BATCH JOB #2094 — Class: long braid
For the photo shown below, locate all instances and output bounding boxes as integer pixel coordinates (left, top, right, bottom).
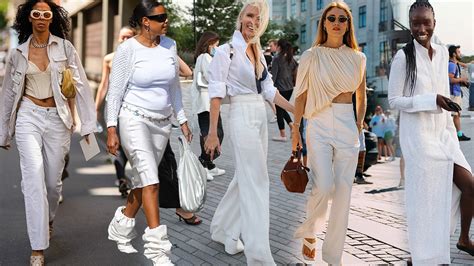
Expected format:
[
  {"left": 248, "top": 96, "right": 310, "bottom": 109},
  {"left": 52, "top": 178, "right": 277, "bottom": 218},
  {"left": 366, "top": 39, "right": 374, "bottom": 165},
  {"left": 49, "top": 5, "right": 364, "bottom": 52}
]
[{"left": 402, "top": 0, "right": 435, "bottom": 96}]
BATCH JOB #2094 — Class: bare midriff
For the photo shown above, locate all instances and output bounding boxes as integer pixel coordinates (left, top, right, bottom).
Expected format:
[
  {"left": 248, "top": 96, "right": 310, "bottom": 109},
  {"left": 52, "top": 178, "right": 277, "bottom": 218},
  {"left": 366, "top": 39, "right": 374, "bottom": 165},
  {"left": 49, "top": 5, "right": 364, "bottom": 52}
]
[
  {"left": 332, "top": 91, "right": 353, "bottom": 104},
  {"left": 25, "top": 95, "right": 56, "bottom": 107}
]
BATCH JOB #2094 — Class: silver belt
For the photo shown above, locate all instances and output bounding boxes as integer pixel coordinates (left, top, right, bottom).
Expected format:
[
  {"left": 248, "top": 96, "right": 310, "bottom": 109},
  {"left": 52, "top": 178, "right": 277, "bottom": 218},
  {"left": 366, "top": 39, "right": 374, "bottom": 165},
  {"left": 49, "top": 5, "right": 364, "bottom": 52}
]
[{"left": 121, "top": 104, "right": 172, "bottom": 123}]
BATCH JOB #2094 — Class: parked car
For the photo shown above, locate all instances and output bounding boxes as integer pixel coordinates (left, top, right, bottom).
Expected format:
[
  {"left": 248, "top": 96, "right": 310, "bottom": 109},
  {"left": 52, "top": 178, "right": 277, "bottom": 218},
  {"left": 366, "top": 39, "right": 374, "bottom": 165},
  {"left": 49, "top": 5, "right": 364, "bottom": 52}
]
[{"left": 363, "top": 129, "right": 378, "bottom": 171}]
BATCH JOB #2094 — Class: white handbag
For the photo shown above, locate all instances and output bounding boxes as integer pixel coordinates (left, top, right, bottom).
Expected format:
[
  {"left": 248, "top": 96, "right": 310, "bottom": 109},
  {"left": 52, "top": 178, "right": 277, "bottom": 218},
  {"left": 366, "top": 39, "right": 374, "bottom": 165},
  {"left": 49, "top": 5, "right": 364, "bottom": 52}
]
[
  {"left": 177, "top": 136, "right": 207, "bottom": 212},
  {"left": 197, "top": 72, "right": 208, "bottom": 88}
]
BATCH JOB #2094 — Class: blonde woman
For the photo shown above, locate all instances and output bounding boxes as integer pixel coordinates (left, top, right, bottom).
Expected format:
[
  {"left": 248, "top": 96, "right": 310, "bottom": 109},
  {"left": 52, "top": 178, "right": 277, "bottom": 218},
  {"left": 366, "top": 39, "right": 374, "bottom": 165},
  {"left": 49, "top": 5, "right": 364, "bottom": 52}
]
[
  {"left": 291, "top": 1, "right": 366, "bottom": 263},
  {"left": 204, "top": 0, "right": 294, "bottom": 264}
]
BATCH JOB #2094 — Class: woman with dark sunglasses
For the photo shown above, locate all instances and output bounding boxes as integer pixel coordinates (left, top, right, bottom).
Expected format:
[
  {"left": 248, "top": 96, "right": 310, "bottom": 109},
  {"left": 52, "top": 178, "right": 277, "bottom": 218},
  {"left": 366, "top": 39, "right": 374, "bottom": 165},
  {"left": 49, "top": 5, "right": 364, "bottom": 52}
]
[
  {"left": 388, "top": 0, "right": 473, "bottom": 263},
  {"left": 0, "top": 1, "right": 96, "bottom": 265},
  {"left": 106, "top": 1, "right": 192, "bottom": 264},
  {"left": 291, "top": 1, "right": 366, "bottom": 263}
]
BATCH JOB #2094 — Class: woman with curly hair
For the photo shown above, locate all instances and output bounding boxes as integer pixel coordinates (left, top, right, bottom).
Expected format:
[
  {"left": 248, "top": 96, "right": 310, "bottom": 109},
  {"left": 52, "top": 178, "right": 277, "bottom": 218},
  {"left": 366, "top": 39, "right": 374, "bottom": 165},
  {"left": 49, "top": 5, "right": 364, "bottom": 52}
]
[{"left": 0, "top": 0, "right": 96, "bottom": 265}]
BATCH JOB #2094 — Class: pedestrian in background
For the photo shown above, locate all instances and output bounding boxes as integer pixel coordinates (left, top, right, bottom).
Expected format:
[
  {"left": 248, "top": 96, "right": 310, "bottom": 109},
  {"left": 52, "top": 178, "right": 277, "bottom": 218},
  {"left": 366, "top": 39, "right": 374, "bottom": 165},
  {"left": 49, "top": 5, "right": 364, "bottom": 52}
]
[
  {"left": 369, "top": 105, "right": 386, "bottom": 160},
  {"left": 448, "top": 45, "right": 470, "bottom": 141},
  {"left": 383, "top": 109, "right": 396, "bottom": 161},
  {"left": 271, "top": 38, "right": 297, "bottom": 142},
  {"left": 106, "top": 1, "right": 192, "bottom": 264},
  {"left": 266, "top": 38, "right": 278, "bottom": 123},
  {"left": 0, "top": 1, "right": 97, "bottom": 265},
  {"left": 291, "top": 1, "right": 367, "bottom": 263},
  {"left": 191, "top": 31, "right": 226, "bottom": 181},
  {"left": 204, "top": 0, "right": 294, "bottom": 264},
  {"left": 388, "top": 1, "right": 474, "bottom": 263},
  {"left": 95, "top": 26, "right": 135, "bottom": 197}
]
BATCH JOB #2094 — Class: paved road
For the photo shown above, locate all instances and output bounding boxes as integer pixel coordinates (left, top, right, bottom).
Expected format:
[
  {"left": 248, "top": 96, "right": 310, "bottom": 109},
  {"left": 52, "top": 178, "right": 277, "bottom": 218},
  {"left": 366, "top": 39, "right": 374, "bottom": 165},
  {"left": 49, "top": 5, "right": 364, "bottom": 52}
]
[{"left": 0, "top": 81, "right": 473, "bottom": 265}]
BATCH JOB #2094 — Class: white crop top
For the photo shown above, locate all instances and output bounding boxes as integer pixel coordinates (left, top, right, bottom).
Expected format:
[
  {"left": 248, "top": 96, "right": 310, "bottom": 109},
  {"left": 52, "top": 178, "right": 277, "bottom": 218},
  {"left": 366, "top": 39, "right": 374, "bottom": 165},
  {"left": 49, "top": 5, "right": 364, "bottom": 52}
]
[{"left": 25, "top": 61, "right": 53, "bottom": 99}]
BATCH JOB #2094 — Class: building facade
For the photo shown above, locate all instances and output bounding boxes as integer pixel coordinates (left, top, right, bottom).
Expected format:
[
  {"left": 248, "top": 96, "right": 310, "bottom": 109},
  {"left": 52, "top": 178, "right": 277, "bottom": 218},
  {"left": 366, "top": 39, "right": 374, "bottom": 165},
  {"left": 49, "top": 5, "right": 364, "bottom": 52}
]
[{"left": 270, "top": 0, "right": 411, "bottom": 95}]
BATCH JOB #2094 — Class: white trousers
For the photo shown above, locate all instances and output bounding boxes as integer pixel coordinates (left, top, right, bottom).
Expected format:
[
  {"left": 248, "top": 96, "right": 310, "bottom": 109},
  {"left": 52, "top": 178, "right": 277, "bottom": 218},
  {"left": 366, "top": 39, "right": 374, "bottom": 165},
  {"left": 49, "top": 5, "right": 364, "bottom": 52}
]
[
  {"left": 15, "top": 98, "right": 70, "bottom": 250},
  {"left": 119, "top": 103, "right": 172, "bottom": 189},
  {"left": 294, "top": 103, "right": 359, "bottom": 264},
  {"left": 210, "top": 94, "right": 275, "bottom": 265}
]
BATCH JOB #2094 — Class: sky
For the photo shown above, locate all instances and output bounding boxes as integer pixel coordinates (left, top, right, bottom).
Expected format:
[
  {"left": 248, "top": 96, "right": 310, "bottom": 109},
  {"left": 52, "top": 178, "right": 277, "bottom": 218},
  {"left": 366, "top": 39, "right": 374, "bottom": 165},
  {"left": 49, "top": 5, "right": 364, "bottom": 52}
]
[{"left": 176, "top": 0, "right": 473, "bottom": 55}]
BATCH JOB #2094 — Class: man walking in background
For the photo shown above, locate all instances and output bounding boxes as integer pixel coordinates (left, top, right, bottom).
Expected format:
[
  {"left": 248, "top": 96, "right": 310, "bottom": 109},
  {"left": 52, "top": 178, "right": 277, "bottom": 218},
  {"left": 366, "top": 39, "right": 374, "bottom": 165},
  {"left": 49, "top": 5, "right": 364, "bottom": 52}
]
[{"left": 448, "top": 45, "right": 470, "bottom": 141}]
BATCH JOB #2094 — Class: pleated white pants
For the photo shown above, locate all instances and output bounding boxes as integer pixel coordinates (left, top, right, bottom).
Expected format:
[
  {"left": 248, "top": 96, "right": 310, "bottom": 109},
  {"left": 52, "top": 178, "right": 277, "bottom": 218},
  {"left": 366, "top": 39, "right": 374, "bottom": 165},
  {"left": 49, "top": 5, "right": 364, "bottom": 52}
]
[
  {"left": 210, "top": 94, "right": 275, "bottom": 265},
  {"left": 294, "top": 103, "right": 359, "bottom": 264}
]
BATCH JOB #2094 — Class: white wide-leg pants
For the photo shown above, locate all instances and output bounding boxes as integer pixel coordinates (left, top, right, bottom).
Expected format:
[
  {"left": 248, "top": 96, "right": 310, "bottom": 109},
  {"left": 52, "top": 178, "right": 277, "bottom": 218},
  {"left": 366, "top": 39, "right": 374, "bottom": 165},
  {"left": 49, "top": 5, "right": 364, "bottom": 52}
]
[
  {"left": 15, "top": 98, "right": 71, "bottom": 250},
  {"left": 118, "top": 103, "right": 172, "bottom": 189},
  {"left": 294, "top": 103, "right": 359, "bottom": 264},
  {"left": 210, "top": 94, "right": 275, "bottom": 265}
]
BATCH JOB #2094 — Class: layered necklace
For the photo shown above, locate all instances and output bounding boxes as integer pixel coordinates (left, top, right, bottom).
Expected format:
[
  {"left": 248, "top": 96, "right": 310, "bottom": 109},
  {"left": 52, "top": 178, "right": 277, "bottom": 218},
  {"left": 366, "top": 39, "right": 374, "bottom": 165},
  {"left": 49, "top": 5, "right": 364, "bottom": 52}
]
[{"left": 31, "top": 38, "right": 48, "bottom": 48}]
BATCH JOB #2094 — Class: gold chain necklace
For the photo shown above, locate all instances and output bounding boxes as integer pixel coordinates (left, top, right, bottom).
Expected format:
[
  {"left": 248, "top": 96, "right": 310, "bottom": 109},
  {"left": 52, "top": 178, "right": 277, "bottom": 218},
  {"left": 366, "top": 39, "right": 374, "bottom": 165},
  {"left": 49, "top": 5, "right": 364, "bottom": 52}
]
[{"left": 31, "top": 39, "right": 48, "bottom": 48}]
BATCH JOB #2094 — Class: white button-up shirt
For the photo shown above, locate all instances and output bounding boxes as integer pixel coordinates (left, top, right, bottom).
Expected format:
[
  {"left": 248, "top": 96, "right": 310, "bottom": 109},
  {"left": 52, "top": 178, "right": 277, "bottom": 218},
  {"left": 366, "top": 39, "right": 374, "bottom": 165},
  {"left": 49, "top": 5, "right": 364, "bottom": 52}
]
[{"left": 207, "top": 31, "right": 277, "bottom": 102}]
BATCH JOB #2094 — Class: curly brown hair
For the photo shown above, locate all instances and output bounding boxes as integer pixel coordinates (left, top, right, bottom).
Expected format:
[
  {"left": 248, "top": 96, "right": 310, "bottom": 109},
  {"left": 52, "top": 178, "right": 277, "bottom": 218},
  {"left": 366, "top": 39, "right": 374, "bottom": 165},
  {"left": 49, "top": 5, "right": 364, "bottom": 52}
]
[{"left": 12, "top": 0, "right": 70, "bottom": 44}]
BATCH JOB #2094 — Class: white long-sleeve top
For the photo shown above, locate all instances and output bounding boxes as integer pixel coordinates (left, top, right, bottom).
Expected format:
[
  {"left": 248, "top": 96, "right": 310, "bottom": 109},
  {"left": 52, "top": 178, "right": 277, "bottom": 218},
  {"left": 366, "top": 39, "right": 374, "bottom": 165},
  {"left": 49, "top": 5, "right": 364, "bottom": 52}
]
[
  {"left": 106, "top": 36, "right": 186, "bottom": 127},
  {"left": 191, "top": 53, "right": 212, "bottom": 114},
  {"left": 388, "top": 39, "right": 470, "bottom": 264},
  {"left": 207, "top": 31, "right": 277, "bottom": 102}
]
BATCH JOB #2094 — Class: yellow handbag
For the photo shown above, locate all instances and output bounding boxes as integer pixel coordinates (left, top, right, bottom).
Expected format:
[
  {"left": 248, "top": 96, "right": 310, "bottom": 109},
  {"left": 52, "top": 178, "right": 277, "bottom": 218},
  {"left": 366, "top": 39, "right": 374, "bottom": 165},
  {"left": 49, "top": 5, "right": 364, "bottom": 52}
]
[{"left": 61, "top": 39, "right": 76, "bottom": 99}]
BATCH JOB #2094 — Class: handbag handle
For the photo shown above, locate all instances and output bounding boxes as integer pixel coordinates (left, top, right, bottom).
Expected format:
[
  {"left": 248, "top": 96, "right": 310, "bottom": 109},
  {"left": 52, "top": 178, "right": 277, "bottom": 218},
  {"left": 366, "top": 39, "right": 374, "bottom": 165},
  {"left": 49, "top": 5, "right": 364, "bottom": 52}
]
[{"left": 291, "top": 145, "right": 310, "bottom": 172}]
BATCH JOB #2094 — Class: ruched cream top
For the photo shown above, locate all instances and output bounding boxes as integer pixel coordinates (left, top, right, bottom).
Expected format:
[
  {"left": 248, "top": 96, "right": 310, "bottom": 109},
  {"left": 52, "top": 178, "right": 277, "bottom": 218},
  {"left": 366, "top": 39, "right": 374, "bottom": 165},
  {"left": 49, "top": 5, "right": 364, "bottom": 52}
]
[
  {"left": 294, "top": 45, "right": 366, "bottom": 118},
  {"left": 25, "top": 61, "right": 53, "bottom": 99}
]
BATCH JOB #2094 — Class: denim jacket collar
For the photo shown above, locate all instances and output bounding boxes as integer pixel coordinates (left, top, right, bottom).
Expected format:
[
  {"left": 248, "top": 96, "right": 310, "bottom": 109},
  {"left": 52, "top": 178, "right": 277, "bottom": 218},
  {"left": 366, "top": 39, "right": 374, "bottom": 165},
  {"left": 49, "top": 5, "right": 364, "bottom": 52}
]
[{"left": 17, "top": 34, "right": 62, "bottom": 61}]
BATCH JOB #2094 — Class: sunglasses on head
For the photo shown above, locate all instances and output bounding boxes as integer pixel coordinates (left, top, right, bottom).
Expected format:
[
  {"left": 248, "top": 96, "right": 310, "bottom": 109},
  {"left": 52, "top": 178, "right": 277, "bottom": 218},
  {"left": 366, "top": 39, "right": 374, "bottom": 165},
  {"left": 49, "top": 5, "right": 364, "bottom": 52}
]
[
  {"left": 326, "top": 15, "right": 349, "bottom": 23},
  {"left": 30, "top": 10, "right": 53, "bottom": 20},
  {"left": 147, "top": 13, "right": 167, "bottom": 23}
]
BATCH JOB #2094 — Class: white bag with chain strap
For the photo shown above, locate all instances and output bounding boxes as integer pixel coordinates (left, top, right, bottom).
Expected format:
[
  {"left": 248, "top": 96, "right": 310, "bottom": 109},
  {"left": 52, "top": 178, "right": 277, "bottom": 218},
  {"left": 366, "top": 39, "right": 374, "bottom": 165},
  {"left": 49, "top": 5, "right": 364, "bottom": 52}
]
[{"left": 177, "top": 136, "right": 207, "bottom": 212}]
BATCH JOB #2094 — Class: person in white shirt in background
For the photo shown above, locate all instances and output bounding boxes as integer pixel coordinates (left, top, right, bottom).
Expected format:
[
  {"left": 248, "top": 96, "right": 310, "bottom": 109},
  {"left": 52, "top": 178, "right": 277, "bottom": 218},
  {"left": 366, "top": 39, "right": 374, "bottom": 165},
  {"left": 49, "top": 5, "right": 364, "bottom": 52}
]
[
  {"left": 369, "top": 105, "right": 387, "bottom": 160},
  {"left": 105, "top": 1, "right": 192, "bottom": 264},
  {"left": 191, "top": 31, "right": 226, "bottom": 181},
  {"left": 204, "top": 1, "right": 294, "bottom": 264},
  {"left": 383, "top": 109, "right": 396, "bottom": 161},
  {"left": 388, "top": 0, "right": 474, "bottom": 263}
]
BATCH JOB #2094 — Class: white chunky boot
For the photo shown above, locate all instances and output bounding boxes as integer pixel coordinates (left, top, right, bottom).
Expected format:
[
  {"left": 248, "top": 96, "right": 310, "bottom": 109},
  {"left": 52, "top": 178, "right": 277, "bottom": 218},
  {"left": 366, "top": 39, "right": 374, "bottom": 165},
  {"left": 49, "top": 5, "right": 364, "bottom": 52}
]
[
  {"left": 108, "top": 206, "right": 138, "bottom": 253},
  {"left": 143, "top": 226, "right": 173, "bottom": 265}
]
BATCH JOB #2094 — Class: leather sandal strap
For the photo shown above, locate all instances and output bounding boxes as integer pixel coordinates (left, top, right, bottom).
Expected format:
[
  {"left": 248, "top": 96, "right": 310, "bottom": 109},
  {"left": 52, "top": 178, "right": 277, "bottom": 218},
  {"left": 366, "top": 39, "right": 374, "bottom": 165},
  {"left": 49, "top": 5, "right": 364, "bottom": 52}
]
[{"left": 303, "top": 238, "right": 317, "bottom": 250}]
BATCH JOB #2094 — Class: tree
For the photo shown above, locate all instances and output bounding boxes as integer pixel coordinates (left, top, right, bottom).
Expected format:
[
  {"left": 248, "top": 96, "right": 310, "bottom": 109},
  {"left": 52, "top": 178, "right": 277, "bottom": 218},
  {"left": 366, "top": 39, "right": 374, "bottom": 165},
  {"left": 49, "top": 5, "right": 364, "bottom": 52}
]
[
  {"left": 261, "top": 19, "right": 299, "bottom": 50},
  {"left": 165, "top": 2, "right": 194, "bottom": 53},
  {"left": 0, "top": 0, "right": 8, "bottom": 29},
  {"left": 190, "top": 0, "right": 243, "bottom": 44}
]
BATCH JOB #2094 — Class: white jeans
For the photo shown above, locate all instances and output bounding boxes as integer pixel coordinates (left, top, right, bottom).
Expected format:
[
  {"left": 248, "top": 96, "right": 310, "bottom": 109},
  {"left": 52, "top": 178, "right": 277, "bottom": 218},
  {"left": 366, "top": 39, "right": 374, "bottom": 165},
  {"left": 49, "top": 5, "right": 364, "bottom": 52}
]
[
  {"left": 119, "top": 103, "right": 172, "bottom": 189},
  {"left": 210, "top": 94, "right": 275, "bottom": 265},
  {"left": 294, "top": 103, "right": 359, "bottom": 264},
  {"left": 15, "top": 98, "right": 70, "bottom": 250}
]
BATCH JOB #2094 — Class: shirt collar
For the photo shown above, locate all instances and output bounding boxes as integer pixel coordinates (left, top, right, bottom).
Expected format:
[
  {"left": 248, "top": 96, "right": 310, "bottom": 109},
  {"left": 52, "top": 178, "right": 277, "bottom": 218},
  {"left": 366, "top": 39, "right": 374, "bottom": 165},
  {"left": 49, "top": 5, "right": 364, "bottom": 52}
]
[
  {"left": 17, "top": 33, "right": 60, "bottom": 56},
  {"left": 413, "top": 38, "right": 438, "bottom": 58},
  {"left": 231, "top": 30, "right": 249, "bottom": 50}
]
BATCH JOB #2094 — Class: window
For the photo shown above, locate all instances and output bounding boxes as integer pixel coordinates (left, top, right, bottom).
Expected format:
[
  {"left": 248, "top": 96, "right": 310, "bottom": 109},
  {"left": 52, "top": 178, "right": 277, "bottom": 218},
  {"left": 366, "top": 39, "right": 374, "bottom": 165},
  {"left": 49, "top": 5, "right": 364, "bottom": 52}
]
[
  {"left": 359, "top": 43, "right": 367, "bottom": 54},
  {"left": 317, "top": 0, "right": 323, "bottom": 10},
  {"left": 301, "top": 0, "right": 307, "bottom": 12},
  {"left": 380, "top": 0, "right": 388, "bottom": 22},
  {"left": 359, "top": 6, "right": 366, "bottom": 28},
  {"left": 301, "top": 24, "right": 307, "bottom": 44},
  {"left": 379, "top": 41, "right": 390, "bottom": 64},
  {"left": 291, "top": 0, "right": 296, "bottom": 16}
]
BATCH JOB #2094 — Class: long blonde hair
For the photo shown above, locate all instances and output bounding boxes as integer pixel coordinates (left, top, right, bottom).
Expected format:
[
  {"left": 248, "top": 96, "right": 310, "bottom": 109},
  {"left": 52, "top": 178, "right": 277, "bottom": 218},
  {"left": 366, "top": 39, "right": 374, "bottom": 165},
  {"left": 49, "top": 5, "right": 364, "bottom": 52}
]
[
  {"left": 312, "top": 1, "right": 359, "bottom": 50},
  {"left": 235, "top": 0, "right": 269, "bottom": 79}
]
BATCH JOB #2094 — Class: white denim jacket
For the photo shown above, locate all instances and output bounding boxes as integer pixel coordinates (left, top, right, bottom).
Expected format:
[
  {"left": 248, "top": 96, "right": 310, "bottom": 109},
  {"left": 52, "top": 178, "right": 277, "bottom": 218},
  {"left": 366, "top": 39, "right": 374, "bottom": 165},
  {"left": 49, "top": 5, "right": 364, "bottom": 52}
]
[{"left": 0, "top": 34, "right": 97, "bottom": 146}]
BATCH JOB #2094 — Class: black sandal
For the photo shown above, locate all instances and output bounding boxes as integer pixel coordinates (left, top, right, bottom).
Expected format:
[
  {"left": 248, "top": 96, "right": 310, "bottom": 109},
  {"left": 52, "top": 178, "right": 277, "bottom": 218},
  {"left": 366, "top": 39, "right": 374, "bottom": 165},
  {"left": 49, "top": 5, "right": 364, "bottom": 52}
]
[
  {"left": 176, "top": 212, "right": 202, "bottom": 225},
  {"left": 457, "top": 243, "right": 474, "bottom": 256}
]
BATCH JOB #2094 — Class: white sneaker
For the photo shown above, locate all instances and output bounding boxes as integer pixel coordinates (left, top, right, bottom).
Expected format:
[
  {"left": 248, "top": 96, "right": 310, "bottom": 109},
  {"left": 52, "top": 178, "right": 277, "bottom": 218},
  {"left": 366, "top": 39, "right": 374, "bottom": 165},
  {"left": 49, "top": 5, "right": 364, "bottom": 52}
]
[
  {"left": 272, "top": 136, "right": 288, "bottom": 142},
  {"left": 59, "top": 194, "right": 64, "bottom": 204},
  {"left": 205, "top": 169, "right": 214, "bottom": 181},
  {"left": 269, "top": 116, "right": 277, "bottom": 123},
  {"left": 208, "top": 167, "right": 226, "bottom": 176}
]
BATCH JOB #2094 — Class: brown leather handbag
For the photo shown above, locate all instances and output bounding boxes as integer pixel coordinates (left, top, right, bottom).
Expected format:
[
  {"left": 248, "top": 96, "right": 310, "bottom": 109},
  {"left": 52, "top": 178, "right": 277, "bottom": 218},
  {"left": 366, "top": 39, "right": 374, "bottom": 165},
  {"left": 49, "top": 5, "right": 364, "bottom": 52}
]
[{"left": 281, "top": 146, "right": 309, "bottom": 193}]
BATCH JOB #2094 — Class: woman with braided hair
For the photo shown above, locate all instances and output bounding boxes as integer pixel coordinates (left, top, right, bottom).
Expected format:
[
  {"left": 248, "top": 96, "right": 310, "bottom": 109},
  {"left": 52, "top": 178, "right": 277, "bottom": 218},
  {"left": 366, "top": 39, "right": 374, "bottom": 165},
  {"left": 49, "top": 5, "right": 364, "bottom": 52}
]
[{"left": 388, "top": 0, "right": 474, "bottom": 263}]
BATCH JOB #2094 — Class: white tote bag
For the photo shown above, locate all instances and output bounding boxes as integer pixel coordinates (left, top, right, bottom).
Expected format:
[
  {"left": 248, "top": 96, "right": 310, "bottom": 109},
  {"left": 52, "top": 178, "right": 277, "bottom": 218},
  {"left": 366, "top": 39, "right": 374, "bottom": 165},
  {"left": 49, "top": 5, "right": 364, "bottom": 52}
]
[{"left": 177, "top": 136, "right": 207, "bottom": 212}]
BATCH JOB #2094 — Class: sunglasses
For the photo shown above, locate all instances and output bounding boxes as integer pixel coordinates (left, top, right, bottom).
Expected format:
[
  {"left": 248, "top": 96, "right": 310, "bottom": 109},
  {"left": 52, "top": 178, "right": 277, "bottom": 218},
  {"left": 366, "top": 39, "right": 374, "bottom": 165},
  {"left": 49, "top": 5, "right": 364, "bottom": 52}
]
[
  {"left": 147, "top": 13, "right": 167, "bottom": 23},
  {"left": 30, "top": 10, "right": 53, "bottom": 20},
  {"left": 326, "top": 15, "right": 349, "bottom": 23}
]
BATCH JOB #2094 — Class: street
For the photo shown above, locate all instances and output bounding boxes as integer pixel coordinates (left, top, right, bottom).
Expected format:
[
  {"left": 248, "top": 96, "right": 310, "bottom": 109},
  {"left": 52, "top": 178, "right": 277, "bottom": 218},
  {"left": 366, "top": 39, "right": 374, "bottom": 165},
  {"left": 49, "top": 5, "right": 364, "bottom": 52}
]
[{"left": 0, "top": 81, "right": 473, "bottom": 265}]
